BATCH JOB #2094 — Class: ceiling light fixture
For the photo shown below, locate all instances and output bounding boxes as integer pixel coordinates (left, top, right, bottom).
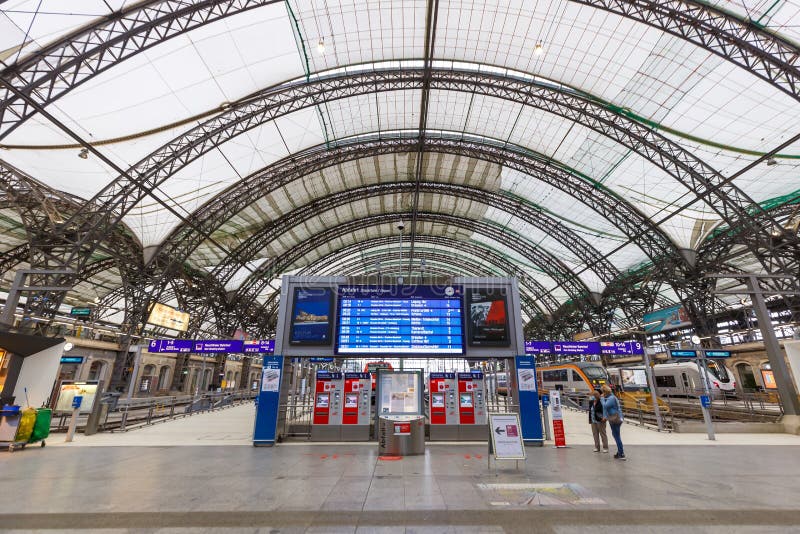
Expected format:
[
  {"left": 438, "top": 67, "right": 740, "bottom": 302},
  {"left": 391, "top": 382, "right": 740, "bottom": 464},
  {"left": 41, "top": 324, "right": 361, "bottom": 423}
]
[
  {"left": 78, "top": 147, "right": 89, "bottom": 159},
  {"left": 534, "top": 42, "right": 544, "bottom": 56},
  {"left": 317, "top": 38, "right": 325, "bottom": 55}
]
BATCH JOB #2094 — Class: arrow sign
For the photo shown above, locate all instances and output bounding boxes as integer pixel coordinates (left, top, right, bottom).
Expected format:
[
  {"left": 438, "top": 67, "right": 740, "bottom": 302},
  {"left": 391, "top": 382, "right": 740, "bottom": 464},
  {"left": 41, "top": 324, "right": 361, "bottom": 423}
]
[{"left": 495, "top": 426, "right": 505, "bottom": 435}]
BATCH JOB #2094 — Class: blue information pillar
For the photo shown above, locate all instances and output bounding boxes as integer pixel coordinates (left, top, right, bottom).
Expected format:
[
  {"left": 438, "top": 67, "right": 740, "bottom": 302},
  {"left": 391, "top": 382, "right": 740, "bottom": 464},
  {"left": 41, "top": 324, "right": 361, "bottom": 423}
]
[
  {"left": 253, "top": 355, "right": 284, "bottom": 446},
  {"left": 515, "top": 355, "right": 543, "bottom": 445}
]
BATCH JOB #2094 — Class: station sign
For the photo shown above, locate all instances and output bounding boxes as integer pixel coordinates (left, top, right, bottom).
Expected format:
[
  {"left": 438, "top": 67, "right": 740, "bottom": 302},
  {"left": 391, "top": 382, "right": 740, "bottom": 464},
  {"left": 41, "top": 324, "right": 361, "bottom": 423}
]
[
  {"left": 149, "top": 338, "right": 277, "bottom": 354},
  {"left": 60, "top": 356, "right": 84, "bottom": 364},
  {"left": 70, "top": 307, "right": 92, "bottom": 317},
  {"left": 524, "top": 341, "right": 552, "bottom": 354},
  {"left": 243, "top": 340, "right": 275, "bottom": 354},
  {"left": 705, "top": 350, "right": 731, "bottom": 358},
  {"left": 524, "top": 340, "right": 644, "bottom": 356},
  {"left": 668, "top": 349, "right": 730, "bottom": 359},
  {"left": 552, "top": 341, "right": 601, "bottom": 355}
]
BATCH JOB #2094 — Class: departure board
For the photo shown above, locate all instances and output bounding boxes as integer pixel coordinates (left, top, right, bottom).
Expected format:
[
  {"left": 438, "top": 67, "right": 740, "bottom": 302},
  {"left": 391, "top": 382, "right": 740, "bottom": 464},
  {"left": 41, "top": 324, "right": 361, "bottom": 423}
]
[{"left": 335, "top": 286, "right": 464, "bottom": 355}]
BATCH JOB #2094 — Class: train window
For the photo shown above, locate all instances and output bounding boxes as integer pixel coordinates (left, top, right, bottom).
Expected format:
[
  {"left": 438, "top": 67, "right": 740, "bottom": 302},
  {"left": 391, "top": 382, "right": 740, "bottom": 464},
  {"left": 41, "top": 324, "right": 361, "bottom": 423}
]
[
  {"left": 706, "top": 361, "right": 730, "bottom": 382},
  {"left": 542, "top": 369, "right": 568, "bottom": 382},
  {"left": 655, "top": 375, "right": 676, "bottom": 388},
  {"left": 582, "top": 366, "right": 606, "bottom": 379},
  {"left": 572, "top": 370, "right": 582, "bottom": 382}
]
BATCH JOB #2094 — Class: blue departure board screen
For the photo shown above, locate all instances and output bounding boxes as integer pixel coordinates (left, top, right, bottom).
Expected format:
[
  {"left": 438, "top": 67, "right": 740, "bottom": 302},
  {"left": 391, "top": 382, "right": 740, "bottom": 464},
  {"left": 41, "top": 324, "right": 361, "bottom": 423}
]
[{"left": 335, "top": 286, "right": 464, "bottom": 355}]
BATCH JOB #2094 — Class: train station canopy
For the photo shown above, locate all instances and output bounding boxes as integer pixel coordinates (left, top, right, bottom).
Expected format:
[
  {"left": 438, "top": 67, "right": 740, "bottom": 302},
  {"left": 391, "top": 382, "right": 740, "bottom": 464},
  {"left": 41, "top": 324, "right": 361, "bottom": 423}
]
[{"left": 1, "top": 1, "right": 799, "bottom": 335}]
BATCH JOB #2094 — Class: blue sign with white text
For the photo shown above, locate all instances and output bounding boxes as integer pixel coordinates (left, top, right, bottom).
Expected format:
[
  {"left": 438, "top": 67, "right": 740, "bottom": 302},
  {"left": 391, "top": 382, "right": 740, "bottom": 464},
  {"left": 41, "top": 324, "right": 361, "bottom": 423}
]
[{"left": 515, "top": 355, "right": 543, "bottom": 444}]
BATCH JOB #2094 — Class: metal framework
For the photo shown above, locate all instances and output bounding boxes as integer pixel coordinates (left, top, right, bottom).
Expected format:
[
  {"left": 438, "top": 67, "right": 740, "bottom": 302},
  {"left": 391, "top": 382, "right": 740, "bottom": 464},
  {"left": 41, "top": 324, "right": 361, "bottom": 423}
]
[
  {"left": 2, "top": 0, "right": 798, "bottom": 141},
  {"left": 0, "top": 1, "right": 797, "bottom": 342}
]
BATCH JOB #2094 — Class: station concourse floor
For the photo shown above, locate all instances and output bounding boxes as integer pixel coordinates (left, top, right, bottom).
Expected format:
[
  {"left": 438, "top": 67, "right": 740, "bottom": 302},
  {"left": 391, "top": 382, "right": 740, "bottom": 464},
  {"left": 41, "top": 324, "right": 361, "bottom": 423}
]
[{"left": 2, "top": 404, "right": 800, "bottom": 533}]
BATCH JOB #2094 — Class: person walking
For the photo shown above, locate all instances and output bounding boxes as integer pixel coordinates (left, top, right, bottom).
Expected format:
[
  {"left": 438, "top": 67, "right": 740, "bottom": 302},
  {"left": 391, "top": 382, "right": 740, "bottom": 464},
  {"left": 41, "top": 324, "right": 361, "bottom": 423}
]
[
  {"left": 601, "top": 385, "right": 626, "bottom": 460},
  {"left": 588, "top": 389, "right": 608, "bottom": 453}
]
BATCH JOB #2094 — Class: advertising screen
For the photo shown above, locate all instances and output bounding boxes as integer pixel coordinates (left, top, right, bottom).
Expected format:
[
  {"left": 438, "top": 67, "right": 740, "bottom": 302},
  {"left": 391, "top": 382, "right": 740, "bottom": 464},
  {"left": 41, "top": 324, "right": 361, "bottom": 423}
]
[
  {"left": 466, "top": 288, "right": 510, "bottom": 346},
  {"left": 336, "top": 286, "right": 464, "bottom": 355},
  {"left": 147, "top": 302, "right": 190, "bottom": 332},
  {"left": 290, "top": 287, "right": 334, "bottom": 345}
]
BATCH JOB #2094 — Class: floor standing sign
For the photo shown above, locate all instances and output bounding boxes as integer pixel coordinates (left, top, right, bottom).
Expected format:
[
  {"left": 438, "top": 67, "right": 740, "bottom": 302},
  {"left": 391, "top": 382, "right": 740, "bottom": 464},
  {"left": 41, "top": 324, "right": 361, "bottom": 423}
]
[
  {"left": 550, "top": 390, "right": 567, "bottom": 448},
  {"left": 253, "top": 355, "right": 284, "bottom": 446},
  {"left": 514, "top": 355, "right": 543, "bottom": 445},
  {"left": 488, "top": 413, "right": 526, "bottom": 460}
]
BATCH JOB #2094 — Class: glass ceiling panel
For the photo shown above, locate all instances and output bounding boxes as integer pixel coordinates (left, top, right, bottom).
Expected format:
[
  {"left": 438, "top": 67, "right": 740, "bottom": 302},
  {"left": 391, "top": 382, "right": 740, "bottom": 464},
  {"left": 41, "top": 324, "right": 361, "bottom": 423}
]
[
  {"left": 0, "top": 1, "right": 125, "bottom": 57},
  {"left": 704, "top": 1, "right": 800, "bottom": 45},
  {"left": 3, "top": 3, "right": 304, "bottom": 145},
  {"left": 124, "top": 109, "right": 327, "bottom": 247}
]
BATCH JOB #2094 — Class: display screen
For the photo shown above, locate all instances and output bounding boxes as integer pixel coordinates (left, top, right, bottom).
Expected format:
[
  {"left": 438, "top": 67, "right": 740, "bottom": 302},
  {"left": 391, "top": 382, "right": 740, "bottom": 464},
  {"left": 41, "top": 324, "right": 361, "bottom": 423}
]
[
  {"left": 459, "top": 393, "right": 473, "bottom": 407},
  {"left": 336, "top": 285, "right": 464, "bottom": 354},
  {"left": 466, "top": 288, "right": 510, "bottom": 346},
  {"left": 290, "top": 287, "right": 333, "bottom": 345}
]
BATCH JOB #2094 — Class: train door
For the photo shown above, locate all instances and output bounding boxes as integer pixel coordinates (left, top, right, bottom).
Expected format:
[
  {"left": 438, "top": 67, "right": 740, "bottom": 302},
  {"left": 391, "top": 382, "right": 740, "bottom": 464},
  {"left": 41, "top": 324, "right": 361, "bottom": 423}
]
[{"left": 681, "top": 372, "right": 690, "bottom": 394}]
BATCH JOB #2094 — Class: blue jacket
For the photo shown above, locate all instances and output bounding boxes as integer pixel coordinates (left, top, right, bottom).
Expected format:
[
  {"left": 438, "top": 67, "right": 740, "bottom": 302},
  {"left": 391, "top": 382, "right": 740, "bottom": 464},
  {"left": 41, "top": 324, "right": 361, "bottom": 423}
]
[{"left": 601, "top": 394, "right": 623, "bottom": 421}]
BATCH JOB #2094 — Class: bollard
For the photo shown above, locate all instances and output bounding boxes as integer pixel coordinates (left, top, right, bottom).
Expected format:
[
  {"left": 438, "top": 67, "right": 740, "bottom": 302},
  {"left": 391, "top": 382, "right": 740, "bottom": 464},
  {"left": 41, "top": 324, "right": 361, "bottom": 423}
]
[{"left": 65, "top": 395, "right": 83, "bottom": 443}]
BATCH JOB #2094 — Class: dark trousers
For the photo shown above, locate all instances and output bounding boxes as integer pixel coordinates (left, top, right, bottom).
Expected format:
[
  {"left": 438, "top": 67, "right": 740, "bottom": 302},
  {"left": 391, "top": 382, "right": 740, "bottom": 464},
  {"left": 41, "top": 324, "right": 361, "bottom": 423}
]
[{"left": 610, "top": 422, "right": 624, "bottom": 455}]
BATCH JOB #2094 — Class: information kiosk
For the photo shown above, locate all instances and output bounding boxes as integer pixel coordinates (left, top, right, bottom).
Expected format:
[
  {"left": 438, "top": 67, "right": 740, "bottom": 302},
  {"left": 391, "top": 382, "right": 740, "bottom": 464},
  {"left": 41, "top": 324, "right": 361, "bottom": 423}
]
[
  {"left": 259, "top": 276, "right": 543, "bottom": 447},
  {"left": 311, "top": 371, "right": 344, "bottom": 441}
]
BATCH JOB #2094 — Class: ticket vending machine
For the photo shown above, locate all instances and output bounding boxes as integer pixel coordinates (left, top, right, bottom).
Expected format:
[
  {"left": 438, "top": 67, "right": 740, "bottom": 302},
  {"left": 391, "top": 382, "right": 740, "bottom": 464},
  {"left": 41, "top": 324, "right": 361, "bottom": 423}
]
[
  {"left": 457, "top": 371, "right": 488, "bottom": 440},
  {"left": 428, "top": 372, "right": 459, "bottom": 440},
  {"left": 341, "top": 372, "right": 372, "bottom": 441},
  {"left": 311, "top": 371, "right": 344, "bottom": 441}
]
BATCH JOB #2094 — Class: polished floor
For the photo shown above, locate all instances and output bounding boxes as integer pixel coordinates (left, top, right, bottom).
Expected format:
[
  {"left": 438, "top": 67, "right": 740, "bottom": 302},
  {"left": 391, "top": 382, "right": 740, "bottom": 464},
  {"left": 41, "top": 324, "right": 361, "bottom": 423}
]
[{"left": 1, "top": 404, "right": 799, "bottom": 533}]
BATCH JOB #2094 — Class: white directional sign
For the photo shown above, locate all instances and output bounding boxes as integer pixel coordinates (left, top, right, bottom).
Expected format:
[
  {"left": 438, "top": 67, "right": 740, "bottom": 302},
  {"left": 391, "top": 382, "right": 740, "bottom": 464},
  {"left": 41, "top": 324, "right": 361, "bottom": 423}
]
[{"left": 488, "top": 413, "right": 526, "bottom": 460}]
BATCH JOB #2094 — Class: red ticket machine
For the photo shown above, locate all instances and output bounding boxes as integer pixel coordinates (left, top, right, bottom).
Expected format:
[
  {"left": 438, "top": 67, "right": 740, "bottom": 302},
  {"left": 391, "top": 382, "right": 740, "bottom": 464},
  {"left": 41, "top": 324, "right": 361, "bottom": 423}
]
[
  {"left": 341, "top": 372, "right": 371, "bottom": 440},
  {"left": 429, "top": 372, "right": 458, "bottom": 440},
  {"left": 457, "top": 371, "right": 487, "bottom": 439},
  {"left": 311, "top": 371, "right": 343, "bottom": 441}
]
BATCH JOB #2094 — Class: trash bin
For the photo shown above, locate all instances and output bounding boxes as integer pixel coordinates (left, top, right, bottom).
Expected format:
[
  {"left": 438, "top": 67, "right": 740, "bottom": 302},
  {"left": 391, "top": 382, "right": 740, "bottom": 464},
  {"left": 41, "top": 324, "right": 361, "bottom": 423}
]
[{"left": 378, "top": 415, "right": 425, "bottom": 456}]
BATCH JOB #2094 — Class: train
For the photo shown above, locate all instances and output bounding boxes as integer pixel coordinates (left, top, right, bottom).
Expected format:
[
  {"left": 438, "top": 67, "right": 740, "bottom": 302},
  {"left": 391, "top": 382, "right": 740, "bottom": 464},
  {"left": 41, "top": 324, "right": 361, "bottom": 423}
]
[
  {"left": 608, "top": 361, "right": 736, "bottom": 398},
  {"left": 537, "top": 360, "right": 736, "bottom": 399},
  {"left": 536, "top": 362, "right": 609, "bottom": 393}
]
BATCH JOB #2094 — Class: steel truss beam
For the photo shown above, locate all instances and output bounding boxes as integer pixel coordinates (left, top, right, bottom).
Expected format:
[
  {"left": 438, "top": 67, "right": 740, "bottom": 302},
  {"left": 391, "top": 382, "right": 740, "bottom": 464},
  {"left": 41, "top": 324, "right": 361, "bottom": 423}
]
[
  {"left": 299, "top": 234, "right": 555, "bottom": 314},
  {"left": 226, "top": 211, "right": 592, "bottom": 334},
  {"left": 137, "top": 131, "right": 672, "bottom": 330},
  {"left": 0, "top": 0, "right": 281, "bottom": 139},
  {"left": 6, "top": 67, "right": 785, "bottom": 333},
  {"left": 194, "top": 180, "right": 614, "bottom": 299},
  {"left": 314, "top": 250, "right": 543, "bottom": 322},
  {"left": 1, "top": 0, "right": 798, "bottom": 141}
]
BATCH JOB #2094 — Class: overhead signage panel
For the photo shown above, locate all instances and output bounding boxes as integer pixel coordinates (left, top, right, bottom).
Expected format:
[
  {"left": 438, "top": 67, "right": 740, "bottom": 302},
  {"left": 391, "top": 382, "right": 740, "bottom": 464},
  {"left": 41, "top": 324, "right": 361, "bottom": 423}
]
[
  {"left": 552, "top": 341, "right": 601, "bottom": 355},
  {"left": 524, "top": 340, "right": 552, "bottom": 354},
  {"left": 669, "top": 349, "right": 699, "bottom": 358},
  {"left": 336, "top": 285, "right": 464, "bottom": 355},
  {"left": 243, "top": 340, "right": 276, "bottom": 354}
]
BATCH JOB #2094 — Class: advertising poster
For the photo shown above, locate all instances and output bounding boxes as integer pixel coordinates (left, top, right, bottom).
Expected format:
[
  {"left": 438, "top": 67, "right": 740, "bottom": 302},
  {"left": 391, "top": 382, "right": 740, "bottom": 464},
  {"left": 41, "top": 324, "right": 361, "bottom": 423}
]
[
  {"left": 643, "top": 305, "right": 692, "bottom": 334},
  {"left": 147, "top": 302, "right": 190, "bottom": 332},
  {"left": 261, "top": 368, "right": 281, "bottom": 392},
  {"left": 290, "top": 287, "right": 333, "bottom": 345},
  {"left": 488, "top": 413, "right": 526, "bottom": 460},
  {"left": 517, "top": 368, "right": 537, "bottom": 392},
  {"left": 621, "top": 369, "right": 648, "bottom": 389},
  {"left": 550, "top": 390, "right": 567, "bottom": 448},
  {"left": 55, "top": 382, "right": 98, "bottom": 414},
  {"left": 378, "top": 372, "right": 420, "bottom": 414},
  {"left": 467, "top": 288, "right": 510, "bottom": 346}
]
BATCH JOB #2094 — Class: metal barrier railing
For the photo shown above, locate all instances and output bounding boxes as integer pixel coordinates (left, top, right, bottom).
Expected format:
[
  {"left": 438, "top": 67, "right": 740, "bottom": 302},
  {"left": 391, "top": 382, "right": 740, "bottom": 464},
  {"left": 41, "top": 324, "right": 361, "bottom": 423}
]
[{"left": 50, "top": 390, "right": 257, "bottom": 433}]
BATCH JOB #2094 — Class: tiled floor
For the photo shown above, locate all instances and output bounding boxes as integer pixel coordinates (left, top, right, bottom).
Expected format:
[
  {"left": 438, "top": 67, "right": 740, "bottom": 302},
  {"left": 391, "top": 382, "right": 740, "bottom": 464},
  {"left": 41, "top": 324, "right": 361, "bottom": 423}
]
[{"left": 2, "top": 404, "right": 799, "bottom": 532}]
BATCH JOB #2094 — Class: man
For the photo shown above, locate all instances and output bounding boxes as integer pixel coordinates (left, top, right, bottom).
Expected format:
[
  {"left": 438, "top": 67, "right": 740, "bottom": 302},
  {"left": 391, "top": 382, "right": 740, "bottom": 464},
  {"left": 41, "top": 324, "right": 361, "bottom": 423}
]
[{"left": 588, "top": 389, "right": 608, "bottom": 453}]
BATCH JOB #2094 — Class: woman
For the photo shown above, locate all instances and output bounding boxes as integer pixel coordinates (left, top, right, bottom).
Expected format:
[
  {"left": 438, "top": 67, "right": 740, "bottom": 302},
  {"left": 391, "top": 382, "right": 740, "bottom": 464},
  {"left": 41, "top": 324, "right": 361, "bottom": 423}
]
[
  {"left": 601, "top": 385, "right": 626, "bottom": 460},
  {"left": 588, "top": 389, "right": 608, "bottom": 453}
]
